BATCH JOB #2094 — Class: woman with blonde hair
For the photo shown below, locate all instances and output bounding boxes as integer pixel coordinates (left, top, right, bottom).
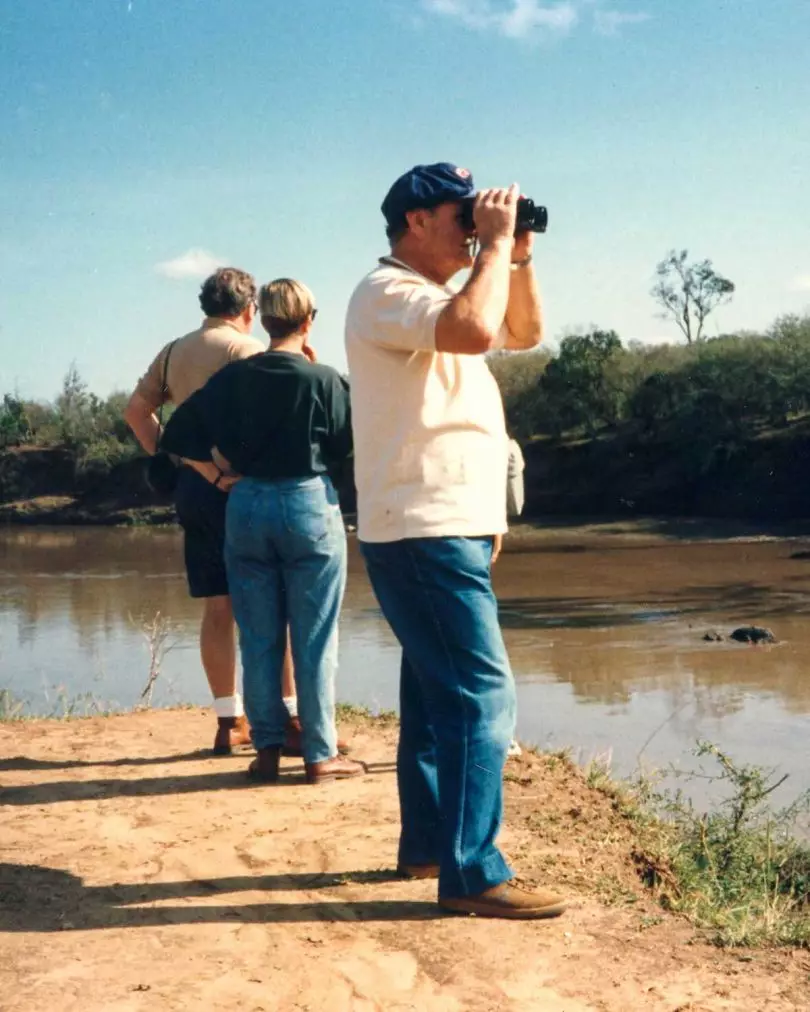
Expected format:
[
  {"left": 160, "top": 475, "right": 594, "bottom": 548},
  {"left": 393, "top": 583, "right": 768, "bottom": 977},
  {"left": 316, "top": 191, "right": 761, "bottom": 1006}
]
[{"left": 162, "top": 278, "right": 365, "bottom": 785}]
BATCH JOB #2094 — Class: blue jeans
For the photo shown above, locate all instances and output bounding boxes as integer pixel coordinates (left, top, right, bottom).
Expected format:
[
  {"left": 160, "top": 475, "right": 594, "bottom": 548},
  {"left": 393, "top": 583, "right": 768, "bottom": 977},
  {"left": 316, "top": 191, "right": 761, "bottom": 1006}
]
[
  {"left": 225, "top": 475, "right": 346, "bottom": 763},
  {"left": 360, "top": 536, "right": 516, "bottom": 899}
]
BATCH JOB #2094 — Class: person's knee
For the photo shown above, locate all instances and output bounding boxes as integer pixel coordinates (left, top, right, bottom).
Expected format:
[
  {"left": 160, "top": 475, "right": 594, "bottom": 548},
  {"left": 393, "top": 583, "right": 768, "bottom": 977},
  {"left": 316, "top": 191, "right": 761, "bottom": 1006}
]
[{"left": 476, "top": 678, "right": 516, "bottom": 741}]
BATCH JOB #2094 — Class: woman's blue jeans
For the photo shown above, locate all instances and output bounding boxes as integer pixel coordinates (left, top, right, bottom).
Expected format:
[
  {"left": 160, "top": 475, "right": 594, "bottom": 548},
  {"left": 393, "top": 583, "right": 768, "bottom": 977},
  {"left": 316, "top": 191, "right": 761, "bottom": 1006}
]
[
  {"left": 225, "top": 475, "right": 346, "bottom": 764},
  {"left": 360, "top": 536, "right": 515, "bottom": 899}
]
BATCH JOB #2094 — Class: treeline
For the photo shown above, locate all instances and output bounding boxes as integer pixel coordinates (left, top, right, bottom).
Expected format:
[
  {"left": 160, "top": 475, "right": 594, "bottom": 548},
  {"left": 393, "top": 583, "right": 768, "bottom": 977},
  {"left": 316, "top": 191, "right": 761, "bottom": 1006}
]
[
  {"left": 3, "top": 312, "right": 810, "bottom": 519},
  {"left": 0, "top": 366, "right": 139, "bottom": 478},
  {"left": 488, "top": 311, "right": 810, "bottom": 518},
  {"left": 491, "top": 312, "right": 810, "bottom": 442}
]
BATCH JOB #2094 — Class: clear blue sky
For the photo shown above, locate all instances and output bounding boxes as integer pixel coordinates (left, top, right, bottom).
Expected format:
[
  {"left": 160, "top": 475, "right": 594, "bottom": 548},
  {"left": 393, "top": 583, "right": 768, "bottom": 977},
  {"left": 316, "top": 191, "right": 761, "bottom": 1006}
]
[{"left": 2, "top": 0, "right": 808, "bottom": 400}]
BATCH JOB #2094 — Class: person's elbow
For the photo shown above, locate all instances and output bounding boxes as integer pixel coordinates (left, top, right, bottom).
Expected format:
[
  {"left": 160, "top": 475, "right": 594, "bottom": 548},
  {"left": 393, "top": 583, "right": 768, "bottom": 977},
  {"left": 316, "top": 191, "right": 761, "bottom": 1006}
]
[
  {"left": 508, "top": 314, "right": 543, "bottom": 350},
  {"left": 524, "top": 318, "right": 544, "bottom": 348},
  {"left": 435, "top": 313, "right": 502, "bottom": 355}
]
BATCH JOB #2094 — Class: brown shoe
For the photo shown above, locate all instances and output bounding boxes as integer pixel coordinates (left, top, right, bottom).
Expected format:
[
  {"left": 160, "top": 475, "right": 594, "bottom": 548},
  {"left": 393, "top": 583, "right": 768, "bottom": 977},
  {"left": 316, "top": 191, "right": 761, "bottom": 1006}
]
[
  {"left": 282, "top": 717, "right": 351, "bottom": 757},
  {"left": 246, "top": 746, "right": 281, "bottom": 783},
  {"left": 212, "top": 715, "right": 252, "bottom": 755},
  {"left": 397, "top": 863, "right": 440, "bottom": 879},
  {"left": 439, "top": 881, "right": 567, "bottom": 919},
  {"left": 304, "top": 755, "right": 367, "bottom": 784}
]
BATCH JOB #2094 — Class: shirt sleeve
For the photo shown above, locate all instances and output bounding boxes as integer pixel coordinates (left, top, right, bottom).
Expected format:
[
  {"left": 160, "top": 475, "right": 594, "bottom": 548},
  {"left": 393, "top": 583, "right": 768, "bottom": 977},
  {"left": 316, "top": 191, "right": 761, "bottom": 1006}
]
[
  {"left": 359, "top": 272, "right": 450, "bottom": 353},
  {"left": 323, "top": 373, "right": 353, "bottom": 464},
  {"left": 134, "top": 343, "right": 172, "bottom": 410}
]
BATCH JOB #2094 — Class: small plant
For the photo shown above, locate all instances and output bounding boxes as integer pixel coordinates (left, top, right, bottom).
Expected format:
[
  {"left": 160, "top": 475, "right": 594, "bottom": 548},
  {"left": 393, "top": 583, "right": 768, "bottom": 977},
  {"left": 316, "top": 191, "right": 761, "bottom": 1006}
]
[
  {"left": 637, "top": 741, "right": 810, "bottom": 947},
  {"left": 541, "top": 745, "right": 574, "bottom": 771},
  {"left": 335, "top": 702, "right": 399, "bottom": 725},
  {"left": 0, "top": 688, "right": 26, "bottom": 721},
  {"left": 133, "top": 611, "right": 177, "bottom": 707},
  {"left": 585, "top": 750, "right": 614, "bottom": 791}
]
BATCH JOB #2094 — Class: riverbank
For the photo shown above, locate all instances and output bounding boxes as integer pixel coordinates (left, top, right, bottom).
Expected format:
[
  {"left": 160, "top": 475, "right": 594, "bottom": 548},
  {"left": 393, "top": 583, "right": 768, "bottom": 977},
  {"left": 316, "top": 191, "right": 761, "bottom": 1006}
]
[
  {"left": 0, "top": 493, "right": 174, "bottom": 526},
  {"left": 5, "top": 484, "right": 810, "bottom": 549},
  {"left": 6, "top": 422, "right": 810, "bottom": 529},
  {"left": 1, "top": 708, "right": 808, "bottom": 1011}
]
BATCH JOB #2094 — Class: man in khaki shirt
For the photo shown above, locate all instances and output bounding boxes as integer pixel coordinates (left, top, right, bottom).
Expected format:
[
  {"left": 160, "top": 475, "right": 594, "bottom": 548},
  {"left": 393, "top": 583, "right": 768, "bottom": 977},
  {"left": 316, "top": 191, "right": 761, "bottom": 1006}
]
[{"left": 124, "top": 267, "right": 264, "bottom": 753}]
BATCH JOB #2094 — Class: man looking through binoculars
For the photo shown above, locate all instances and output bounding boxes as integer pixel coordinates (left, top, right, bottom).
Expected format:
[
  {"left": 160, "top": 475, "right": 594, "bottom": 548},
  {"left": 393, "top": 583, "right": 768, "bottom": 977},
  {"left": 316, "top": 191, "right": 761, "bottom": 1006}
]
[{"left": 345, "top": 162, "right": 566, "bottom": 919}]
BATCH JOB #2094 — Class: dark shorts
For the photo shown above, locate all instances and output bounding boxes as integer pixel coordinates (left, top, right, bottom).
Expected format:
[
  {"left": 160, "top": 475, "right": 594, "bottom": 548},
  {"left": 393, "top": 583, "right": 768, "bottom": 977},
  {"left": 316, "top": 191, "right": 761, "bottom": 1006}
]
[{"left": 174, "top": 467, "right": 229, "bottom": 598}]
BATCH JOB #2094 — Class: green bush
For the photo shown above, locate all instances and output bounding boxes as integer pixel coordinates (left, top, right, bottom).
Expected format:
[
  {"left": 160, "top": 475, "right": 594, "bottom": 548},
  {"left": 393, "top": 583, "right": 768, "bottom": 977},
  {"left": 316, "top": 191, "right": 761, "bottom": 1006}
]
[
  {"left": 488, "top": 349, "right": 550, "bottom": 438},
  {"left": 536, "top": 330, "right": 628, "bottom": 437},
  {"left": 1, "top": 367, "right": 141, "bottom": 486},
  {"left": 75, "top": 435, "right": 141, "bottom": 481},
  {"left": 0, "top": 394, "right": 32, "bottom": 447},
  {"left": 638, "top": 742, "right": 810, "bottom": 947},
  {"left": 487, "top": 313, "right": 810, "bottom": 448}
]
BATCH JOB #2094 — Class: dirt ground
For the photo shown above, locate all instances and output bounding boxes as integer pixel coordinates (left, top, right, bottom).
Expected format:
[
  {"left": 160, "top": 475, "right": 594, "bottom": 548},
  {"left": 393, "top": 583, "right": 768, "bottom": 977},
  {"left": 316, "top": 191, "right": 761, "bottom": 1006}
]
[{"left": 1, "top": 708, "right": 808, "bottom": 1012}]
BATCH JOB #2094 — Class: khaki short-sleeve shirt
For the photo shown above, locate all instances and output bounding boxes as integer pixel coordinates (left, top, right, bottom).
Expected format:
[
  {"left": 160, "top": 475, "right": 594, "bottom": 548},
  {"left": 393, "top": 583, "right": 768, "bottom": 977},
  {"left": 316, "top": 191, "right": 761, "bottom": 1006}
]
[
  {"left": 136, "top": 318, "right": 266, "bottom": 410},
  {"left": 345, "top": 258, "right": 509, "bottom": 543}
]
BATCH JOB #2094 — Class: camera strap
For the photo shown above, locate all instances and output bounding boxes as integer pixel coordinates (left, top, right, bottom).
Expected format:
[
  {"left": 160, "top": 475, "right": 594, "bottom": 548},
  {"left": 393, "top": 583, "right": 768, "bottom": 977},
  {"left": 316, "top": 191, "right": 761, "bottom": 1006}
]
[{"left": 156, "top": 339, "right": 179, "bottom": 444}]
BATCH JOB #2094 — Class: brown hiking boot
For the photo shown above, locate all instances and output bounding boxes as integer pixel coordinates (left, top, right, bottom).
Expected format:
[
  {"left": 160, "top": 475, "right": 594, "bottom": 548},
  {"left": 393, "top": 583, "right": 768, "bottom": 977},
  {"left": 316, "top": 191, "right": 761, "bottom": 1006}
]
[
  {"left": 246, "top": 746, "right": 281, "bottom": 783},
  {"left": 304, "top": 755, "right": 367, "bottom": 784},
  {"left": 397, "top": 863, "right": 440, "bottom": 879},
  {"left": 282, "top": 716, "right": 351, "bottom": 757},
  {"left": 439, "top": 881, "right": 567, "bottom": 919},
  {"left": 212, "top": 715, "right": 252, "bottom": 755}
]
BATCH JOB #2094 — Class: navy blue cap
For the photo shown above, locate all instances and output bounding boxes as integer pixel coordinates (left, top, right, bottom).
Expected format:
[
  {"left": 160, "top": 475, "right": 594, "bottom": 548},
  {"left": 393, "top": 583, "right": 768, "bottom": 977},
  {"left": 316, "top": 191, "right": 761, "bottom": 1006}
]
[{"left": 381, "top": 162, "right": 476, "bottom": 227}]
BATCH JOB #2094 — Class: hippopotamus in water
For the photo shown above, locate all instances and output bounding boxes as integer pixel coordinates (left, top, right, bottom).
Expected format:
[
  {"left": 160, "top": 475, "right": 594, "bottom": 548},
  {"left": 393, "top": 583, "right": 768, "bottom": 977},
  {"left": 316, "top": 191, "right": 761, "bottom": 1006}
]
[{"left": 729, "top": 626, "right": 777, "bottom": 644}]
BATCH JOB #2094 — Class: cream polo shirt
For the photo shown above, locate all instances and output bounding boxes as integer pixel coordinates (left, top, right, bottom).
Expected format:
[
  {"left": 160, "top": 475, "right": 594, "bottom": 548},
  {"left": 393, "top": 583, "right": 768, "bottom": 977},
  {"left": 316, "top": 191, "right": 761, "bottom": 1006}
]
[
  {"left": 135, "top": 318, "right": 266, "bottom": 411},
  {"left": 345, "top": 257, "right": 509, "bottom": 543}
]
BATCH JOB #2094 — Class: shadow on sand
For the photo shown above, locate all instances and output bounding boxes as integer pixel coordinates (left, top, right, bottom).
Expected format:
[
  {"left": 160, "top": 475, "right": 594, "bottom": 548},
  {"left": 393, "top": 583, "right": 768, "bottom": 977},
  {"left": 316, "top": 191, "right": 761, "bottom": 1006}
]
[{"left": 0, "top": 862, "right": 441, "bottom": 930}]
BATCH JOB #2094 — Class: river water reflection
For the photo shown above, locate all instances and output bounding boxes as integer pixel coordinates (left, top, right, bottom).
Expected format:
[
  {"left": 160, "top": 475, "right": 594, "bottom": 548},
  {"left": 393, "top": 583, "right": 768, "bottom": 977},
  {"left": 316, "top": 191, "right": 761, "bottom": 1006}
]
[{"left": 2, "top": 525, "right": 810, "bottom": 797}]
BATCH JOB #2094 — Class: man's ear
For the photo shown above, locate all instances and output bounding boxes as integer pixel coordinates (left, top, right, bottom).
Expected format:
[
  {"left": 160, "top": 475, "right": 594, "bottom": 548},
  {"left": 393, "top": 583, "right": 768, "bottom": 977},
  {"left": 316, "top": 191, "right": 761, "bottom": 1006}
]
[{"left": 405, "top": 207, "right": 432, "bottom": 239}]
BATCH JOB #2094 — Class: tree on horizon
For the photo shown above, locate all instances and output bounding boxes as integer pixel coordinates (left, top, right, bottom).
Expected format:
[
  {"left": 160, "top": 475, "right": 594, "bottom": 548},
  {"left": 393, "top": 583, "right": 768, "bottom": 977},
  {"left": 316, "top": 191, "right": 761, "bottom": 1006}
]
[{"left": 651, "top": 249, "right": 735, "bottom": 344}]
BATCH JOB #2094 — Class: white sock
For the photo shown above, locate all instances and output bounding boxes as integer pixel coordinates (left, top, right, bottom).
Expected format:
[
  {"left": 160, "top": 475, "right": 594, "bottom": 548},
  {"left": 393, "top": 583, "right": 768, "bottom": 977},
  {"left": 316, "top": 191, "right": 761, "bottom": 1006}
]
[
  {"left": 213, "top": 694, "right": 244, "bottom": 719},
  {"left": 283, "top": 695, "right": 298, "bottom": 719}
]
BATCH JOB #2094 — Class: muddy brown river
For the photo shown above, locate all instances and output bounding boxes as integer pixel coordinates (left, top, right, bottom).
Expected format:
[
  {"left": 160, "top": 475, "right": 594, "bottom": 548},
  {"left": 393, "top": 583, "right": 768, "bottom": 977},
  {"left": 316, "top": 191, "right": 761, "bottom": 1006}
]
[{"left": 2, "top": 523, "right": 809, "bottom": 802}]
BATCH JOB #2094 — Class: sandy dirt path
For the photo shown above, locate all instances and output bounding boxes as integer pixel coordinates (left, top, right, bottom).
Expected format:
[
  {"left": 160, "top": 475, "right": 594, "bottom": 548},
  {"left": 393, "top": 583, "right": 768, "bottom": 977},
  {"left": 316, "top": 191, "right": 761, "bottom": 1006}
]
[{"left": 1, "top": 708, "right": 808, "bottom": 1011}]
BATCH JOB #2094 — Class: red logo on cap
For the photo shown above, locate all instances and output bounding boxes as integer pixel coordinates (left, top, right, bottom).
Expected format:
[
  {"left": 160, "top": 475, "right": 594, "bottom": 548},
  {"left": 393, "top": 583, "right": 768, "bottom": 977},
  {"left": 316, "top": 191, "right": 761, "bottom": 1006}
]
[{"left": 455, "top": 167, "right": 471, "bottom": 179}]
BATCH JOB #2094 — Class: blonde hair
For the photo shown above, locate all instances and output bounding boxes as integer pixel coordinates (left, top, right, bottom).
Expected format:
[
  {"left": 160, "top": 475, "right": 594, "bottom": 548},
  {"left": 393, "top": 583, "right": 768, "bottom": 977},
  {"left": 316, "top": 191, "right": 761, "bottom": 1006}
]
[{"left": 258, "top": 278, "right": 315, "bottom": 340}]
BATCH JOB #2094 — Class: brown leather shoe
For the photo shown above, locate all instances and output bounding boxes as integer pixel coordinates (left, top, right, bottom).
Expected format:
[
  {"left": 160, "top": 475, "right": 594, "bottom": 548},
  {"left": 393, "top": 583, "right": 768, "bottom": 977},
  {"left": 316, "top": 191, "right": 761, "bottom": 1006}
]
[
  {"left": 397, "top": 863, "right": 440, "bottom": 879},
  {"left": 282, "top": 716, "right": 351, "bottom": 757},
  {"left": 304, "top": 755, "right": 367, "bottom": 784},
  {"left": 247, "top": 746, "right": 281, "bottom": 783},
  {"left": 439, "top": 881, "right": 567, "bottom": 919},
  {"left": 212, "top": 715, "right": 252, "bottom": 755}
]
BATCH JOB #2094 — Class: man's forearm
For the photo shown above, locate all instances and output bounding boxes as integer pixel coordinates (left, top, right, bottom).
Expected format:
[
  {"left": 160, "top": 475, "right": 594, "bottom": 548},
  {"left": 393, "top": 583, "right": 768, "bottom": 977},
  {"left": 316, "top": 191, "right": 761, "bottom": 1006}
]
[
  {"left": 459, "top": 239, "right": 512, "bottom": 337},
  {"left": 504, "top": 264, "right": 543, "bottom": 350},
  {"left": 123, "top": 397, "right": 161, "bottom": 455},
  {"left": 435, "top": 239, "right": 512, "bottom": 354}
]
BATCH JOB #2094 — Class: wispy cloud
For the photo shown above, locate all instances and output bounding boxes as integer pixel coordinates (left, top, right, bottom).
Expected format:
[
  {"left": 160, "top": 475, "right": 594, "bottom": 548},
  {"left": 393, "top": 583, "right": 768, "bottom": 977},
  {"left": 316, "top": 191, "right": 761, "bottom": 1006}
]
[
  {"left": 593, "top": 8, "right": 650, "bottom": 36},
  {"left": 788, "top": 275, "right": 810, "bottom": 293},
  {"left": 423, "top": 1, "right": 578, "bottom": 38},
  {"left": 154, "top": 248, "right": 225, "bottom": 280},
  {"left": 421, "top": 1, "right": 649, "bottom": 40}
]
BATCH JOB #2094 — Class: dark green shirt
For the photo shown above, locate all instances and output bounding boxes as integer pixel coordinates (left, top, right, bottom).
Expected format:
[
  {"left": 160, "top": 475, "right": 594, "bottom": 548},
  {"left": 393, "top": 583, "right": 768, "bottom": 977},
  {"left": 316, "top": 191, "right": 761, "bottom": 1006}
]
[{"left": 160, "top": 350, "right": 352, "bottom": 479}]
